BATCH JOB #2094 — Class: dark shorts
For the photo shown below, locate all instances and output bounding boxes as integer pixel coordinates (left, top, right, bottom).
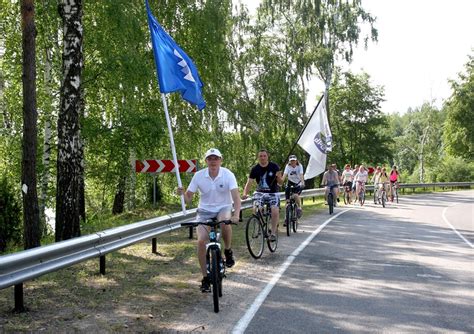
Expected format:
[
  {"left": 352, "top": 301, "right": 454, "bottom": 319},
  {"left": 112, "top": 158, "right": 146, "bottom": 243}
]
[
  {"left": 343, "top": 181, "right": 353, "bottom": 190},
  {"left": 285, "top": 183, "right": 302, "bottom": 199}
]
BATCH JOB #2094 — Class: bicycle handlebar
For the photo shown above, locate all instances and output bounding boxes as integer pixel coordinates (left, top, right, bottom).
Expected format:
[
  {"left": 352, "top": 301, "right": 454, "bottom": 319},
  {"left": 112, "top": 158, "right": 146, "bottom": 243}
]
[{"left": 181, "top": 219, "right": 237, "bottom": 227}]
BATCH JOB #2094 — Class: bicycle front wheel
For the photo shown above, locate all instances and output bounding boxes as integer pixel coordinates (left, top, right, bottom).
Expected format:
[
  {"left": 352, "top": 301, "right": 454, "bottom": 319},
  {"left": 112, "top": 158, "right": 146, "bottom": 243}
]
[
  {"left": 267, "top": 226, "right": 278, "bottom": 252},
  {"left": 210, "top": 248, "right": 220, "bottom": 313},
  {"left": 285, "top": 205, "right": 291, "bottom": 236},
  {"left": 292, "top": 205, "right": 298, "bottom": 233},
  {"left": 395, "top": 188, "right": 399, "bottom": 203},
  {"left": 246, "top": 215, "right": 264, "bottom": 259},
  {"left": 382, "top": 191, "right": 386, "bottom": 208},
  {"left": 328, "top": 193, "right": 334, "bottom": 214}
]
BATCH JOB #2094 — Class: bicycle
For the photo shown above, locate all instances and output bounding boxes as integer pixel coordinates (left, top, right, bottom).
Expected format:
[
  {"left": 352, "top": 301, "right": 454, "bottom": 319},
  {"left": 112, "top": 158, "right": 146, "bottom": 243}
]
[
  {"left": 284, "top": 185, "right": 299, "bottom": 236},
  {"left": 357, "top": 182, "right": 366, "bottom": 206},
  {"left": 326, "top": 185, "right": 337, "bottom": 214},
  {"left": 373, "top": 183, "right": 378, "bottom": 204},
  {"left": 390, "top": 181, "right": 399, "bottom": 203},
  {"left": 246, "top": 200, "right": 278, "bottom": 259},
  {"left": 181, "top": 218, "right": 236, "bottom": 313},
  {"left": 377, "top": 183, "right": 388, "bottom": 208},
  {"left": 343, "top": 183, "right": 352, "bottom": 205}
]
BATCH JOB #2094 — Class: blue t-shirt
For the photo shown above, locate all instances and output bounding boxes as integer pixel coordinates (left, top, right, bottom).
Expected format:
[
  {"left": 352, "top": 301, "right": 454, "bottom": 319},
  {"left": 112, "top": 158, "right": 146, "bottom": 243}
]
[{"left": 249, "top": 162, "right": 280, "bottom": 193}]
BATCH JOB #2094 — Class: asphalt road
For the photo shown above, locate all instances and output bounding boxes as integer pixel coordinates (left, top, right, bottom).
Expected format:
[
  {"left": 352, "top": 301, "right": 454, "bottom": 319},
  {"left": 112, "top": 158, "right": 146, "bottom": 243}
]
[
  {"left": 236, "top": 190, "right": 474, "bottom": 333},
  {"left": 168, "top": 190, "right": 473, "bottom": 333}
]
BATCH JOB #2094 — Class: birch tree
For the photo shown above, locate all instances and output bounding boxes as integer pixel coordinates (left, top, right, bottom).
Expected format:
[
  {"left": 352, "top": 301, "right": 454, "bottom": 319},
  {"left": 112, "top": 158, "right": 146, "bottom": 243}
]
[{"left": 55, "top": 0, "right": 83, "bottom": 241}]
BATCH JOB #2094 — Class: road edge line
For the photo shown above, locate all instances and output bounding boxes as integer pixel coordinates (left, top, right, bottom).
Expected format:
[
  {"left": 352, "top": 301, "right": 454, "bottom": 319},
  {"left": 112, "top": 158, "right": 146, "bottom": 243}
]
[
  {"left": 442, "top": 205, "right": 473, "bottom": 248},
  {"left": 232, "top": 209, "right": 351, "bottom": 334}
]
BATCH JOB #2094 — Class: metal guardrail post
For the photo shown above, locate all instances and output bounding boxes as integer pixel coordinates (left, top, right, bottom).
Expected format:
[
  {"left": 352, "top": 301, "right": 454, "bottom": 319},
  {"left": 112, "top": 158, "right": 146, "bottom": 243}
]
[
  {"left": 188, "top": 226, "right": 193, "bottom": 239},
  {"left": 100, "top": 255, "right": 106, "bottom": 275},
  {"left": 14, "top": 283, "right": 25, "bottom": 312},
  {"left": 152, "top": 238, "right": 157, "bottom": 254}
]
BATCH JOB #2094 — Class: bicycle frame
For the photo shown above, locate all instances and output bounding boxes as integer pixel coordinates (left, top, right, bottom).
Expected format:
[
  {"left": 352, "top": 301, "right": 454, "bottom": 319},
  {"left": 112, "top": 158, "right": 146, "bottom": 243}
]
[{"left": 181, "top": 219, "right": 234, "bottom": 313}]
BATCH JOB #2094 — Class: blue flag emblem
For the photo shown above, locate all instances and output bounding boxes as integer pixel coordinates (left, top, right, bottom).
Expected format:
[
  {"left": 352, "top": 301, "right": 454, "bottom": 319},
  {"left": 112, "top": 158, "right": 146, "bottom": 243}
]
[{"left": 145, "top": 0, "right": 206, "bottom": 110}]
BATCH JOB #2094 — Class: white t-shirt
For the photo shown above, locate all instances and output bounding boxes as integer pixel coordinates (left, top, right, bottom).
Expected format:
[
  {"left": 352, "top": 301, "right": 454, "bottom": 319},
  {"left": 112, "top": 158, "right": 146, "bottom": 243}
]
[
  {"left": 283, "top": 164, "right": 304, "bottom": 184},
  {"left": 342, "top": 169, "right": 354, "bottom": 182},
  {"left": 188, "top": 167, "right": 238, "bottom": 212},
  {"left": 355, "top": 170, "right": 368, "bottom": 183}
]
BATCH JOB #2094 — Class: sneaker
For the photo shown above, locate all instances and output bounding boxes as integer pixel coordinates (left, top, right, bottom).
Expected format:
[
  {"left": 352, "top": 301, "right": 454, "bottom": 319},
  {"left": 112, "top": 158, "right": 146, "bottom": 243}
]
[
  {"left": 296, "top": 208, "right": 302, "bottom": 218},
  {"left": 200, "top": 276, "right": 211, "bottom": 293},
  {"left": 269, "top": 234, "right": 277, "bottom": 242},
  {"left": 224, "top": 248, "right": 235, "bottom": 268}
]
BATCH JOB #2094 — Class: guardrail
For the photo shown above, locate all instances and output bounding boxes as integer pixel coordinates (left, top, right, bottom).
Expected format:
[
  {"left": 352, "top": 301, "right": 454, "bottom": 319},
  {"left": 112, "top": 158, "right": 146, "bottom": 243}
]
[{"left": 0, "top": 181, "right": 472, "bottom": 311}]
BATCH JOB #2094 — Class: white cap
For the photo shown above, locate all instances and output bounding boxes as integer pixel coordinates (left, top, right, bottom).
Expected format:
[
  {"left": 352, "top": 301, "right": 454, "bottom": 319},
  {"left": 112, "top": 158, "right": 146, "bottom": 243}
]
[
  {"left": 289, "top": 155, "right": 297, "bottom": 161},
  {"left": 204, "top": 148, "right": 222, "bottom": 159}
]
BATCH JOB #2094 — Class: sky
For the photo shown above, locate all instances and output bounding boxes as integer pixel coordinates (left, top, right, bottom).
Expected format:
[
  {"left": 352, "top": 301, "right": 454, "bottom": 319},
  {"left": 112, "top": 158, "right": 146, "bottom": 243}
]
[{"left": 238, "top": 0, "right": 474, "bottom": 114}]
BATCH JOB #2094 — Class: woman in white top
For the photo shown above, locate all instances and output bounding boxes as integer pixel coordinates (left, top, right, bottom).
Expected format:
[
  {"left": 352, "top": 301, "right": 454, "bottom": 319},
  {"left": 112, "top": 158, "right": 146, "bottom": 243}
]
[
  {"left": 281, "top": 155, "right": 305, "bottom": 218},
  {"left": 341, "top": 164, "right": 354, "bottom": 203},
  {"left": 354, "top": 165, "right": 368, "bottom": 202}
]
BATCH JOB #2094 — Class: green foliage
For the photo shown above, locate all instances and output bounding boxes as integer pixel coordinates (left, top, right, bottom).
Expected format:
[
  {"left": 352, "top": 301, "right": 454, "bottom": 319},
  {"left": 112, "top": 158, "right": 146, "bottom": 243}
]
[
  {"left": 443, "top": 54, "right": 474, "bottom": 160},
  {"left": 0, "top": 176, "right": 22, "bottom": 252},
  {"left": 425, "top": 155, "right": 474, "bottom": 183},
  {"left": 329, "top": 70, "right": 391, "bottom": 166},
  {"left": 388, "top": 103, "right": 445, "bottom": 182}
]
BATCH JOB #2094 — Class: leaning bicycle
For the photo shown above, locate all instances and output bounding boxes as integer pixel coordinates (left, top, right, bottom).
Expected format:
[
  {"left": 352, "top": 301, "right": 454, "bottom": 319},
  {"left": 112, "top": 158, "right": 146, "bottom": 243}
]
[
  {"left": 181, "top": 219, "right": 235, "bottom": 313},
  {"left": 285, "top": 185, "right": 299, "bottom": 236},
  {"left": 246, "top": 200, "right": 278, "bottom": 259}
]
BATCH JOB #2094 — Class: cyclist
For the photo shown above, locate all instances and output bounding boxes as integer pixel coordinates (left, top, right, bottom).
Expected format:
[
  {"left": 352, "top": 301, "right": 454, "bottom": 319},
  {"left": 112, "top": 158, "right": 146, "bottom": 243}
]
[
  {"left": 371, "top": 166, "right": 381, "bottom": 202},
  {"left": 242, "top": 149, "right": 282, "bottom": 242},
  {"left": 352, "top": 164, "right": 359, "bottom": 194},
  {"left": 281, "top": 155, "right": 305, "bottom": 219},
  {"left": 378, "top": 167, "right": 389, "bottom": 194},
  {"left": 321, "top": 164, "right": 340, "bottom": 205},
  {"left": 354, "top": 165, "right": 368, "bottom": 205},
  {"left": 389, "top": 165, "right": 400, "bottom": 201},
  {"left": 341, "top": 164, "right": 354, "bottom": 204},
  {"left": 177, "top": 148, "right": 241, "bottom": 293}
]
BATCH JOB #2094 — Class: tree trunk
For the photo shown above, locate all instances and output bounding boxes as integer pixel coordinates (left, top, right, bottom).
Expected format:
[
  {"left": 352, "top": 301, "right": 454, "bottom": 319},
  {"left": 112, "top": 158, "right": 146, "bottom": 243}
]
[
  {"left": 128, "top": 149, "right": 136, "bottom": 210},
  {"left": 112, "top": 177, "right": 126, "bottom": 215},
  {"left": 39, "top": 46, "right": 53, "bottom": 237},
  {"left": 21, "top": 0, "right": 41, "bottom": 249},
  {"left": 55, "top": 0, "right": 83, "bottom": 241}
]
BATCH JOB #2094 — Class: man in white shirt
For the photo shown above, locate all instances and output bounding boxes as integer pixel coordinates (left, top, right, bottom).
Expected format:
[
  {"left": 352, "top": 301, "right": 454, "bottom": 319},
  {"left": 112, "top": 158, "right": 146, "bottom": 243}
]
[{"left": 177, "top": 148, "right": 241, "bottom": 292}]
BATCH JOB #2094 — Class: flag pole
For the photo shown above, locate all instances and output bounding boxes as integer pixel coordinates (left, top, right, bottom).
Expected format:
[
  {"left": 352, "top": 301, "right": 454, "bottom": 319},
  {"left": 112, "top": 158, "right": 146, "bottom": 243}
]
[
  {"left": 161, "top": 93, "right": 187, "bottom": 214},
  {"left": 283, "top": 94, "right": 325, "bottom": 163}
]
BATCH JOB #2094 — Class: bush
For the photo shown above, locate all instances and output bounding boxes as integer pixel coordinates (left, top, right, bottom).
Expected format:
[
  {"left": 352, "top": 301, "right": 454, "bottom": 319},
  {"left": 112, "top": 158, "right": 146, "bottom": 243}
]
[
  {"left": 0, "top": 176, "right": 22, "bottom": 252},
  {"left": 426, "top": 155, "right": 474, "bottom": 182}
]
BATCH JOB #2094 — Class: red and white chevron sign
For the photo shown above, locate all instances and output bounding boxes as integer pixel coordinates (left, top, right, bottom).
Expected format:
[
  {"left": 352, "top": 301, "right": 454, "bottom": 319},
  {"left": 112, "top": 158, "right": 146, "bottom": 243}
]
[{"left": 135, "top": 159, "right": 197, "bottom": 173}]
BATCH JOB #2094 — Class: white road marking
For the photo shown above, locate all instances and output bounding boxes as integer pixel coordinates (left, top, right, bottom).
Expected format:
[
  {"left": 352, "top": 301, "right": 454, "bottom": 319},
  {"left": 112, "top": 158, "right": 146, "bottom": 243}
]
[
  {"left": 442, "top": 205, "right": 473, "bottom": 248},
  {"left": 232, "top": 209, "right": 351, "bottom": 334}
]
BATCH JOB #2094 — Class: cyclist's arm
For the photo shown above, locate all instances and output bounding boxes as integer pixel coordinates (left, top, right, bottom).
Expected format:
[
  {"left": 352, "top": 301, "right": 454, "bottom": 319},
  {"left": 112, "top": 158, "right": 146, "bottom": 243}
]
[
  {"left": 276, "top": 170, "right": 283, "bottom": 186},
  {"left": 230, "top": 188, "right": 241, "bottom": 222},
  {"left": 299, "top": 173, "right": 305, "bottom": 187},
  {"left": 280, "top": 173, "right": 287, "bottom": 186},
  {"left": 177, "top": 187, "right": 194, "bottom": 205},
  {"left": 321, "top": 173, "right": 327, "bottom": 186},
  {"left": 242, "top": 178, "right": 255, "bottom": 199}
]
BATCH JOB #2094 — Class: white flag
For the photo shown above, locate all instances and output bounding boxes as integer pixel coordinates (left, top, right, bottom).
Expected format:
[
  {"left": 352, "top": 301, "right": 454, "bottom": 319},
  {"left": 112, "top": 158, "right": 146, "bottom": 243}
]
[{"left": 297, "top": 97, "right": 332, "bottom": 180}]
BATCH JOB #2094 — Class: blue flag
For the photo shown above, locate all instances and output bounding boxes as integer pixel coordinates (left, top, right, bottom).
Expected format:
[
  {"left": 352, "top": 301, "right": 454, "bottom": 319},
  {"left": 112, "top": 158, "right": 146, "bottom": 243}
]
[{"left": 145, "top": 0, "right": 206, "bottom": 110}]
